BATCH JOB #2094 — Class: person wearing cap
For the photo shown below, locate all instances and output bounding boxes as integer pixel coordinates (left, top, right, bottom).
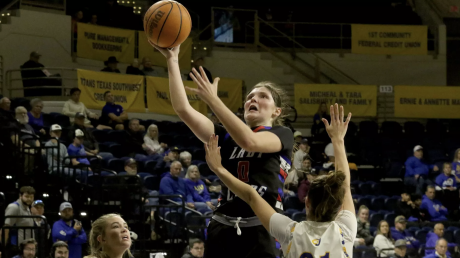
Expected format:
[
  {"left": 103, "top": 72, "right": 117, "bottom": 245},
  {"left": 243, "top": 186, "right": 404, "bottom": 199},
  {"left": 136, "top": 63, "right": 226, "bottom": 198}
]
[
  {"left": 51, "top": 202, "right": 87, "bottom": 258},
  {"left": 124, "top": 158, "right": 138, "bottom": 176},
  {"left": 155, "top": 146, "right": 181, "bottom": 174},
  {"left": 21, "top": 51, "right": 61, "bottom": 96},
  {"left": 425, "top": 238, "right": 451, "bottom": 258},
  {"left": 390, "top": 215, "right": 420, "bottom": 249},
  {"left": 31, "top": 200, "right": 51, "bottom": 252},
  {"left": 45, "top": 124, "right": 68, "bottom": 171},
  {"left": 389, "top": 239, "right": 408, "bottom": 258},
  {"left": 293, "top": 139, "right": 311, "bottom": 170},
  {"left": 67, "top": 129, "right": 92, "bottom": 170},
  {"left": 421, "top": 186, "right": 448, "bottom": 222},
  {"left": 405, "top": 145, "right": 439, "bottom": 195},
  {"left": 101, "top": 56, "right": 121, "bottom": 73},
  {"left": 99, "top": 91, "right": 127, "bottom": 130},
  {"left": 291, "top": 131, "right": 302, "bottom": 155}
]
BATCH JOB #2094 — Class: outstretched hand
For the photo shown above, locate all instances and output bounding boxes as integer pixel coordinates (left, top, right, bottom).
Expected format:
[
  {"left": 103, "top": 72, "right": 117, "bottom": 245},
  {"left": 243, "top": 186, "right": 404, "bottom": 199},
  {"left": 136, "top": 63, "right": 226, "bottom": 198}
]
[
  {"left": 149, "top": 40, "right": 180, "bottom": 59},
  {"left": 204, "top": 134, "right": 223, "bottom": 173},
  {"left": 186, "top": 67, "right": 220, "bottom": 104},
  {"left": 321, "top": 103, "right": 352, "bottom": 141}
]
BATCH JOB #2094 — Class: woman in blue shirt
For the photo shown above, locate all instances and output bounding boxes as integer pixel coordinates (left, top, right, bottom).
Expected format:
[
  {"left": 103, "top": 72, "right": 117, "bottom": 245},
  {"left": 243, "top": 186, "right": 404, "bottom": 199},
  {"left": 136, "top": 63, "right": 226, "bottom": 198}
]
[
  {"left": 184, "top": 165, "right": 217, "bottom": 211},
  {"left": 452, "top": 148, "right": 460, "bottom": 181},
  {"left": 28, "top": 98, "right": 46, "bottom": 135}
]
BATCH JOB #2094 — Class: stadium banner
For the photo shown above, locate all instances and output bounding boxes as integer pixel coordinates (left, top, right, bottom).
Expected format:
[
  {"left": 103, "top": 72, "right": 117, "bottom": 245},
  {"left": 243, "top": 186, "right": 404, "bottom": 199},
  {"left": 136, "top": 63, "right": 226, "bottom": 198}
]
[
  {"left": 294, "top": 84, "right": 377, "bottom": 116},
  {"left": 146, "top": 76, "right": 207, "bottom": 115},
  {"left": 138, "top": 31, "right": 192, "bottom": 70},
  {"left": 77, "top": 23, "right": 135, "bottom": 63},
  {"left": 217, "top": 78, "right": 243, "bottom": 112},
  {"left": 394, "top": 85, "right": 460, "bottom": 118},
  {"left": 77, "top": 69, "right": 145, "bottom": 112},
  {"left": 351, "top": 24, "right": 427, "bottom": 55}
]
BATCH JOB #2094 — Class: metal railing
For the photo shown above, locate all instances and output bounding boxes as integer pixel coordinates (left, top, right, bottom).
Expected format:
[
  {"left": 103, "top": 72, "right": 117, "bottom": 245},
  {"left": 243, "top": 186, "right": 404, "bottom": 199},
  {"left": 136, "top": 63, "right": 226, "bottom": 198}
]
[
  {"left": 5, "top": 67, "right": 78, "bottom": 97},
  {"left": 0, "top": 56, "right": 3, "bottom": 95}
]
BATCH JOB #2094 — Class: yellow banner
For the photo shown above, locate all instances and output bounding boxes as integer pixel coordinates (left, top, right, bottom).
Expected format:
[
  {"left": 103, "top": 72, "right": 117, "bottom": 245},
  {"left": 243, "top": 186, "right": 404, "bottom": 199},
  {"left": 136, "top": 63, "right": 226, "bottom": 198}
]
[
  {"left": 295, "top": 84, "right": 377, "bottom": 116},
  {"left": 394, "top": 86, "right": 460, "bottom": 118},
  {"left": 146, "top": 76, "right": 207, "bottom": 115},
  {"left": 138, "top": 31, "right": 192, "bottom": 71},
  {"left": 77, "top": 23, "right": 135, "bottom": 63},
  {"left": 352, "top": 24, "right": 427, "bottom": 55},
  {"left": 77, "top": 69, "right": 145, "bottom": 112},
  {"left": 217, "top": 78, "right": 243, "bottom": 112}
]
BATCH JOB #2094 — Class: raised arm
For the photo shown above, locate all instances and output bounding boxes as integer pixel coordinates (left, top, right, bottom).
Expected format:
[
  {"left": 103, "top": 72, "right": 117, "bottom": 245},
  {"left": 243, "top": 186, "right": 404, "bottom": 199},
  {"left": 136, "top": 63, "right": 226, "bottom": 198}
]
[
  {"left": 152, "top": 44, "right": 214, "bottom": 143},
  {"left": 322, "top": 104, "right": 354, "bottom": 214}
]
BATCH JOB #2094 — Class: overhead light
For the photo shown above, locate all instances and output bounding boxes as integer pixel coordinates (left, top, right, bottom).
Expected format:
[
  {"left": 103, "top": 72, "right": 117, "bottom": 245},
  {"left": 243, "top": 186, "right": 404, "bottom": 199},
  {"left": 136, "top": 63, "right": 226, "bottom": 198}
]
[
  {"left": 6, "top": 175, "right": 12, "bottom": 179},
  {"left": 193, "top": 47, "right": 196, "bottom": 49},
  {"left": 117, "top": 0, "right": 119, "bottom": 2},
  {"left": 191, "top": 60, "right": 194, "bottom": 63},
  {"left": 138, "top": 6, "right": 141, "bottom": 9},
  {"left": 1, "top": 14, "right": 4, "bottom": 16},
  {"left": 127, "top": 1, "right": 130, "bottom": 3},
  {"left": 138, "top": 11, "right": 141, "bottom": 13},
  {"left": 122, "top": 1, "right": 124, "bottom": 3},
  {"left": 134, "top": 6, "right": 136, "bottom": 9},
  {"left": 58, "top": 212, "right": 61, "bottom": 215},
  {"left": 133, "top": 10, "right": 135, "bottom": 13},
  {"left": 203, "top": 47, "right": 207, "bottom": 50},
  {"left": 7, "top": 13, "right": 10, "bottom": 16},
  {"left": 133, "top": 1, "right": 135, "bottom": 3},
  {"left": 81, "top": 212, "right": 87, "bottom": 216},
  {"left": 42, "top": 193, "right": 49, "bottom": 197}
]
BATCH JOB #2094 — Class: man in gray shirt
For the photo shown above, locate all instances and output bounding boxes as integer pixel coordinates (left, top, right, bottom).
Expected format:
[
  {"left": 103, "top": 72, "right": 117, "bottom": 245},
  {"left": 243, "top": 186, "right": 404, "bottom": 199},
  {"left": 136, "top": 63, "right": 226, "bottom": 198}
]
[
  {"left": 2, "top": 186, "right": 35, "bottom": 245},
  {"left": 45, "top": 124, "right": 68, "bottom": 172}
]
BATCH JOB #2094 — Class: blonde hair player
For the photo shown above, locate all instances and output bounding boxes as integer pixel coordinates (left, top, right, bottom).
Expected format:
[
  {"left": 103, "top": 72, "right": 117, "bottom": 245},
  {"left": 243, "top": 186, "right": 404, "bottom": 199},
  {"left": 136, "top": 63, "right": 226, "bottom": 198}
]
[{"left": 205, "top": 104, "right": 357, "bottom": 258}]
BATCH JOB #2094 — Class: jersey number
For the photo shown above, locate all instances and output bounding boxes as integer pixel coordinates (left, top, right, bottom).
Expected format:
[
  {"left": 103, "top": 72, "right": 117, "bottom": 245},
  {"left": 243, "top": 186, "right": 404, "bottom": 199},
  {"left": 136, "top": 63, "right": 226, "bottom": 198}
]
[
  {"left": 300, "top": 252, "right": 330, "bottom": 258},
  {"left": 237, "top": 161, "right": 249, "bottom": 182}
]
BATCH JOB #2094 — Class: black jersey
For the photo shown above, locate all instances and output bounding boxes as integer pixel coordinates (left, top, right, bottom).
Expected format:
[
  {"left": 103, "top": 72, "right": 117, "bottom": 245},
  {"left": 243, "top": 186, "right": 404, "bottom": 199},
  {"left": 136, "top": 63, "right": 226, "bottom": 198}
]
[{"left": 214, "top": 124, "right": 294, "bottom": 218}]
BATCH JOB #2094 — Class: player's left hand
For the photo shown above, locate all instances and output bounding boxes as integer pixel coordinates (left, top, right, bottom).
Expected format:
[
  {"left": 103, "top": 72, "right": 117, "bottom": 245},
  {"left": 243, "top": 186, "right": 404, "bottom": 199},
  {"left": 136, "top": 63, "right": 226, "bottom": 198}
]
[
  {"left": 205, "top": 134, "right": 223, "bottom": 173},
  {"left": 186, "top": 67, "right": 220, "bottom": 104}
]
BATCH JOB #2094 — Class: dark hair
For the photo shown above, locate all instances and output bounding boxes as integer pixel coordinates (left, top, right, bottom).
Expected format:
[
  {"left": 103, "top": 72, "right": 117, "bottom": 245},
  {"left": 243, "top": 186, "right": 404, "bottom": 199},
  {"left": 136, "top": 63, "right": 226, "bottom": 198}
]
[
  {"left": 249, "top": 81, "right": 290, "bottom": 126},
  {"left": 306, "top": 171, "right": 345, "bottom": 222},
  {"left": 411, "top": 193, "right": 422, "bottom": 201},
  {"left": 103, "top": 91, "right": 111, "bottom": 98},
  {"left": 377, "top": 220, "right": 394, "bottom": 243},
  {"left": 443, "top": 162, "right": 451, "bottom": 169},
  {"left": 316, "top": 102, "right": 329, "bottom": 116},
  {"left": 70, "top": 88, "right": 81, "bottom": 95},
  {"left": 426, "top": 185, "right": 435, "bottom": 191},
  {"left": 20, "top": 239, "right": 37, "bottom": 252},
  {"left": 51, "top": 241, "right": 68, "bottom": 258},
  {"left": 189, "top": 238, "right": 204, "bottom": 249},
  {"left": 20, "top": 186, "right": 35, "bottom": 196},
  {"left": 129, "top": 118, "right": 139, "bottom": 126}
]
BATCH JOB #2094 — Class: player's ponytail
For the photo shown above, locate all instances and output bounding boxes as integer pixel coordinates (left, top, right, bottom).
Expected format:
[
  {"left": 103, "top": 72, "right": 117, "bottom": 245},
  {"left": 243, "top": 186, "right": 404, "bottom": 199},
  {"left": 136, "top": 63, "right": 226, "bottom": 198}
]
[{"left": 307, "top": 170, "right": 346, "bottom": 222}]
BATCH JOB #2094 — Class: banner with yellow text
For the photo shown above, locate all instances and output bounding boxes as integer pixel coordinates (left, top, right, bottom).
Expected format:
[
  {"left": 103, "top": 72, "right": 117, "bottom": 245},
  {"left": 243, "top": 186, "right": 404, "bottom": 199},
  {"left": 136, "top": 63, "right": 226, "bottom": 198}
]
[
  {"left": 138, "top": 31, "right": 192, "bottom": 71},
  {"left": 352, "top": 24, "right": 427, "bottom": 55},
  {"left": 295, "top": 84, "right": 377, "bottom": 116},
  {"left": 394, "top": 86, "right": 460, "bottom": 118},
  {"left": 146, "top": 76, "right": 207, "bottom": 115},
  {"left": 217, "top": 78, "right": 243, "bottom": 112},
  {"left": 77, "top": 23, "right": 135, "bottom": 63},
  {"left": 77, "top": 69, "right": 145, "bottom": 112}
]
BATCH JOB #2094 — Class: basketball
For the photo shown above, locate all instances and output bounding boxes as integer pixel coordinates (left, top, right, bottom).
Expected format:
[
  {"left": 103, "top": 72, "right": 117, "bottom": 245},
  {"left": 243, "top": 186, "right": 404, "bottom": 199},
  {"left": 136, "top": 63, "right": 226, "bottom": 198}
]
[{"left": 143, "top": 0, "right": 192, "bottom": 48}]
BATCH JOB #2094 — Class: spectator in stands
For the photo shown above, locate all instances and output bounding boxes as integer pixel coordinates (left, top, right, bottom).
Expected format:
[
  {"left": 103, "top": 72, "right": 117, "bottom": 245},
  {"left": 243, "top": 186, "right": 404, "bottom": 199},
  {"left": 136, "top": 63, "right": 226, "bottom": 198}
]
[
  {"left": 293, "top": 139, "right": 309, "bottom": 170},
  {"left": 405, "top": 145, "right": 439, "bottom": 195},
  {"left": 297, "top": 168, "right": 317, "bottom": 203},
  {"left": 397, "top": 189, "right": 413, "bottom": 218},
  {"left": 187, "top": 58, "right": 212, "bottom": 82},
  {"left": 71, "top": 11, "right": 83, "bottom": 35},
  {"left": 101, "top": 56, "right": 120, "bottom": 73},
  {"left": 181, "top": 238, "right": 205, "bottom": 258},
  {"left": 27, "top": 98, "right": 46, "bottom": 136},
  {"left": 390, "top": 215, "right": 420, "bottom": 249},
  {"left": 126, "top": 59, "right": 144, "bottom": 75},
  {"left": 356, "top": 205, "right": 374, "bottom": 246},
  {"left": 311, "top": 102, "right": 330, "bottom": 136},
  {"left": 323, "top": 142, "right": 336, "bottom": 169},
  {"left": 67, "top": 129, "right": 92, "bottom": 170},
  {"left": 435, "top": 163, "right": 456, "bottom": 191},
  {"left": 124, "top": 158, "right": 138, "bottom": 175},
  {"left": 0, "top": 97, "right": 13, "bottom": 118},
  {"left": 374, "top": 220, "right": 395, "bottom": 257},
  {"left": 30, "top": 200, "right": 50, "bottom": 248},
  {"left": 292, "top": 131, "right": 302, "bottom": 149},
  {"left": 45, "top": 124, "right": 70, "bottom": 172},
  {"left": 50, "top": 241, "right": 69, "bottom": 258},
  {"left": 286, "top": 157, "right": 311, "bottom": 192},
  {"left": 408, "top": 194, "right": 430, "bottom": 222},
  {"left": 426, "top": 225, "right": 455, "bottom": 257},
  {"left": 141, "top": 57, "right": 167, "bottom": 77},
  {"left": 452, "top": 148, "right": 460, "bottom": 176},
  {"left": 143, "top": 124, "right": 167, "bottom": 155},
  {"left": 14, "top": 106, "right": 40, "bottom": 147},
  {"left": 391, "top": 239, "right": 408, "bottom": 258},
  {"left": 126, "top": 119, "right": 147, "bottom": 153},
  {"left": 210, "top": 113, "right": 220, "bottom": 125},
  {"left": 425, "top": 238, "right": 450, "bottom": 258},
  {"left": 52, "top": 202, "right": 87, "bottom": 258},
  {"left": 185, "top": 165, "right": 216, "bottom": 211},
  {"left": 421, "top": 186, "right": 448, "bottom": 222},
  {"left": 89, "top": 14, "right": 97, "bottom": 25},
  {"left": 179, "top": 151, "right": 193, "bottom": 174},
  {"left": 63, "top": 88, "right": 108, "bottom": 129},
  {"left": 2, "top": 186, "right": 35, "bottom": 245},
  {"left": 100, "top": 91, "right": 127, "bottom": 130},
  {"left": 159, "top": 161, "right": 195, "bottom": 209},
  {"left": 70, "top": 113, "right": 110, "bottom": 159},
  {"left": 155, "top": 146, "right": 180, "bottom": 174},
  {"left": 435, "top": 163, "right": 459, "bottom": 217},
  {"left": 21, "top": 51, "right": 62, "bottom": 96},
  {"left": 12, "top": 239, "right": 37, "bottom": 258}
]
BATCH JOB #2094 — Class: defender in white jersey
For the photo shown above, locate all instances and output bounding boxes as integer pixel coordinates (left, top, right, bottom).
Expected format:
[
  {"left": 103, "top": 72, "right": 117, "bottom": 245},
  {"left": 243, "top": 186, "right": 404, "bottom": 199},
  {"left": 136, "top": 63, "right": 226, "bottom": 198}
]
[{"left": 205, "top": 104, "right": 357, "bottom": 258}]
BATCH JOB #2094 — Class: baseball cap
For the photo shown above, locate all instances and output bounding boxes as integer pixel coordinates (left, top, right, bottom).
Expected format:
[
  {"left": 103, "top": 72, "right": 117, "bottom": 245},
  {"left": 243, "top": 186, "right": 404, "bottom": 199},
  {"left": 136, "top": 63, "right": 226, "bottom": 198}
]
[
  {"left": 75, "top": 112, "right": 85, "bottom": 118},
  {"left": 395, "top": 239, "right": 407, "bottom": 248},
  {"left": 50, "top": 124, "right": 62, "bottom": 131},
  {"left": 413, "top": 145, "right": 423, "bottom": 152},
  {"left": 124, "top": 158, "right": 136, "bottom": 166},
  {"left": 32, "top": 200, "right": 44, "bottom": 207},
  {"left": 30, "top": 51, "right": 42, "bottom": 57},
  {"left": 59, "top": 202, "right": 72, "bottom": 212},
  {"left": 395, "top": 215, "right": 406, "bottom": 224},
  {"left": 170, "top": 146, "right": 180, "bottom": 152},
  {"left": 75, "top": 129, "right": 84, "bottom": 137},
  {"left": 293, "top": 131, "right": 302, "bottom": 138}
]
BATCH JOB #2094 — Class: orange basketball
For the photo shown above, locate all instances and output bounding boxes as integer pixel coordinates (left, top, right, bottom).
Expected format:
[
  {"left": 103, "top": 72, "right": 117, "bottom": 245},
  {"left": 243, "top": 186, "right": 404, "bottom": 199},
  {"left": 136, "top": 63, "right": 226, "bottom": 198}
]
[{"left": 144, "top": 0, "right": 192, "bottom": 48}]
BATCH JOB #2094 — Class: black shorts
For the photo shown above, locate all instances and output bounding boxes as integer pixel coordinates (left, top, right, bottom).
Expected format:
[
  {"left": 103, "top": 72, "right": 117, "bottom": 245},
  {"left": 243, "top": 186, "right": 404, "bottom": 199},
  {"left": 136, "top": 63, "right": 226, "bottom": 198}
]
[{"left": 205, "top": 219, "right": 277, "bottom": 258}]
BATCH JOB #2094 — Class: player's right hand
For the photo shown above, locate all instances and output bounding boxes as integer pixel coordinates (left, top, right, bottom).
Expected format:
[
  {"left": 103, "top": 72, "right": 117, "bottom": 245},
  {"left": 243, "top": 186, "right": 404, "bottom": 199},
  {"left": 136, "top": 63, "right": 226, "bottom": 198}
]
[{"left": 150, "top": 41, "right": 181, "bottom": 59}]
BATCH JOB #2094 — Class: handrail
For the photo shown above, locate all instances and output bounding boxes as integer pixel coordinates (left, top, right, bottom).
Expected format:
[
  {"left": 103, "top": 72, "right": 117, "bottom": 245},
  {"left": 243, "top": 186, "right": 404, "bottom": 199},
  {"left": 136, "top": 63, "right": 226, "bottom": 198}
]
[
  {"left": 257, "top": 18, "right": 360, "bottom": 84},
  {"left": 192, "top": 22, "right": 211, "bottom": 41},
  {"left": 0, "top": 0, "right": 19, "bottom": 13}
]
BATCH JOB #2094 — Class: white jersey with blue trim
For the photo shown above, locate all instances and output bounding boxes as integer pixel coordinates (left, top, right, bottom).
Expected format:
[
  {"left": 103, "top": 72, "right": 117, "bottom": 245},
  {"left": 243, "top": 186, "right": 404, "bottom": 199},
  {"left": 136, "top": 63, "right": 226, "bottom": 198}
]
[{"left": 270, "top": 210, "right": 357, "bottom": 258}]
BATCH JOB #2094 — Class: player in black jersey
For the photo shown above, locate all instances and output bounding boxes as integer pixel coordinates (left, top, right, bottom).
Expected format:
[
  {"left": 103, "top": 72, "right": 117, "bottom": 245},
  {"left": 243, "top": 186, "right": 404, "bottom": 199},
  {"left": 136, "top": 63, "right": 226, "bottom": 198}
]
[{"left": 153, "top": 44, "right": 293, "bottom": 258}]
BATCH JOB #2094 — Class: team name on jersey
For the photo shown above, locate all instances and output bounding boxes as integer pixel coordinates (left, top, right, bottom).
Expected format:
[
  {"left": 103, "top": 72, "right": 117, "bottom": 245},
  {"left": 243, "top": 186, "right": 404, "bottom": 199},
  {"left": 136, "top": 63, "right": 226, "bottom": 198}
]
[{"left": 228, "top": 147, "right": 263, "bottom": 160}]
